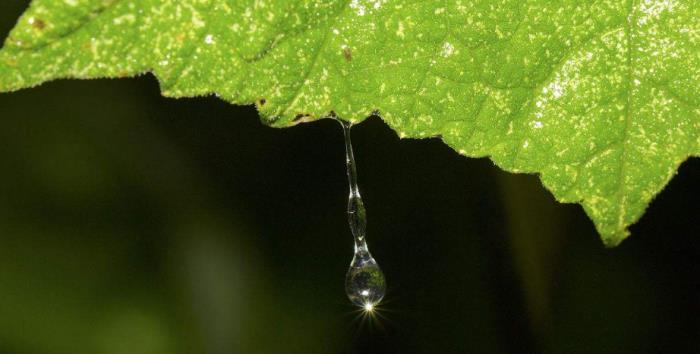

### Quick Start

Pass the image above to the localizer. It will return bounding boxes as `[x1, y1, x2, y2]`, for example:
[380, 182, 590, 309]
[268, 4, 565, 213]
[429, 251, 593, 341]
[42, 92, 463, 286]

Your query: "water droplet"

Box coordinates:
[338, 119, 386, 309]
[346, 249, 386, 308]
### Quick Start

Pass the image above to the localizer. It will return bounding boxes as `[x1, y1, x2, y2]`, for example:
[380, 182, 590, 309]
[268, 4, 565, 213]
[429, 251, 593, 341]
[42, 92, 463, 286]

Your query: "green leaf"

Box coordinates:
[1, 0, 698, 246]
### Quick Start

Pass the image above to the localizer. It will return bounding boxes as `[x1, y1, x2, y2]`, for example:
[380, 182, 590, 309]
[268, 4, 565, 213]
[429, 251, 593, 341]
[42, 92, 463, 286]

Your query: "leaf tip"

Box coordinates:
[601, 230, 630, 248]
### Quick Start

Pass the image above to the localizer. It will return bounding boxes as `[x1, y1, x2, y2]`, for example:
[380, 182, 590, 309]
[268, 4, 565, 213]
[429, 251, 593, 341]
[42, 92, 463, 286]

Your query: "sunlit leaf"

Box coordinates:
[1, 0, 698, 245]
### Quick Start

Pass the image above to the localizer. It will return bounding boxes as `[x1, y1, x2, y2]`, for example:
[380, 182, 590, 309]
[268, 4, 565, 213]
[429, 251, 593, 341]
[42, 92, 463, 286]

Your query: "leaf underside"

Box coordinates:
[1, 0, 698, 246]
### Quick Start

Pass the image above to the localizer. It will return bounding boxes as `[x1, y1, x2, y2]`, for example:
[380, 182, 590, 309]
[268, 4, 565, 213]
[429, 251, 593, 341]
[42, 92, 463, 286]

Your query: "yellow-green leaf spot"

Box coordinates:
[1, 0, 699, 246]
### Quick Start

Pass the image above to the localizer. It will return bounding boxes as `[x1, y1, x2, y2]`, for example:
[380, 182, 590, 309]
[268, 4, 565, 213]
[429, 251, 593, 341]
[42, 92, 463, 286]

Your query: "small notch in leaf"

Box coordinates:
[293, 113, 313, 123]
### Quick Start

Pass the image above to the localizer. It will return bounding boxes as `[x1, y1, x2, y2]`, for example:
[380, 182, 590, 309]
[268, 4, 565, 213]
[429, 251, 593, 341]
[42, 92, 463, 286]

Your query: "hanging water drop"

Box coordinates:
[338, 119, 386, 310]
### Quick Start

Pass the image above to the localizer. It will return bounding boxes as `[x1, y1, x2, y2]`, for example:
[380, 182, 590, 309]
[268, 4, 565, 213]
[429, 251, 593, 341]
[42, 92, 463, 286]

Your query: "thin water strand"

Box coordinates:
[339, 119, 386, 309]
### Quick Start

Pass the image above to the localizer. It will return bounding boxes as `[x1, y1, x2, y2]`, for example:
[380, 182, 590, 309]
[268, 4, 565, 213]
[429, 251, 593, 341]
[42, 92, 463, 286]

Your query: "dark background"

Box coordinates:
[1, 2, 698, 353]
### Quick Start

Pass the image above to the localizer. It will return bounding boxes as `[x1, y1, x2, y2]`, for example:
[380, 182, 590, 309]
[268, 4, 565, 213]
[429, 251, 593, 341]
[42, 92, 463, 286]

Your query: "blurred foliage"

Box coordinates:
[0, 1, 698, 354]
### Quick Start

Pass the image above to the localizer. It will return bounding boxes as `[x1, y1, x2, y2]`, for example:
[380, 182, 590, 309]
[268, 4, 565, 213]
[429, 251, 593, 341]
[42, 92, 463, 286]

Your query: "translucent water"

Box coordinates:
[338, 119, 386, 309]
